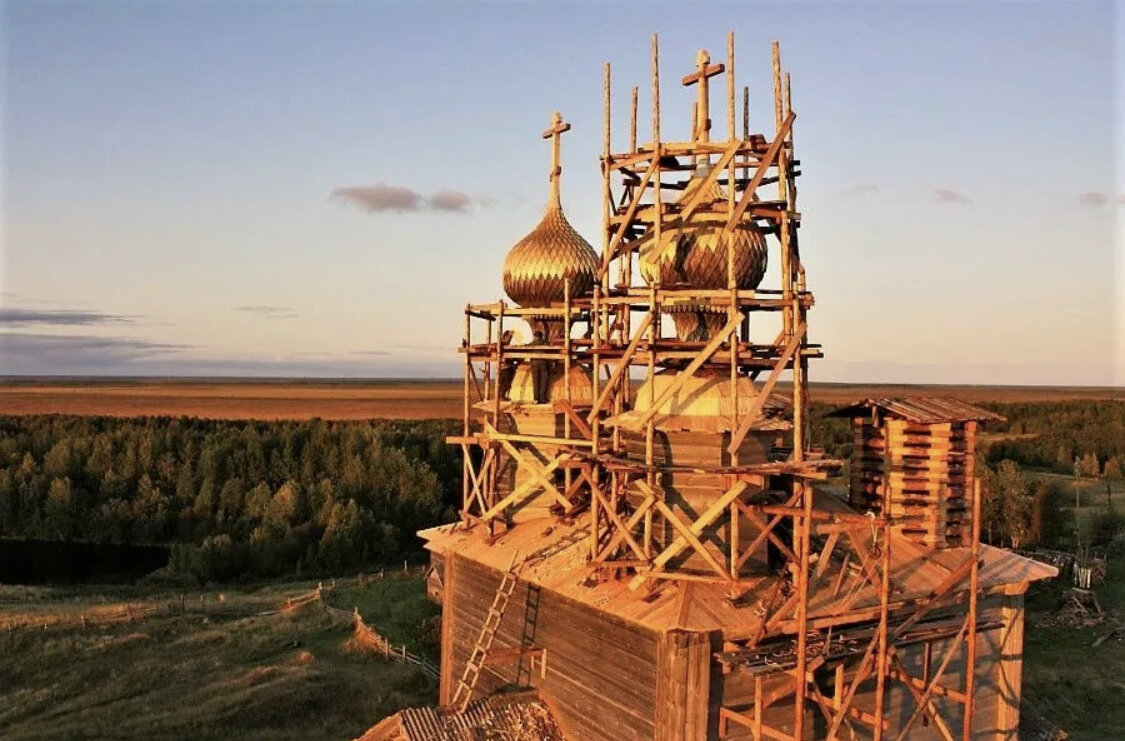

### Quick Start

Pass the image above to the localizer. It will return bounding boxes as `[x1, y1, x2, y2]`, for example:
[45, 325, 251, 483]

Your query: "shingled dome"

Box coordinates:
[637, 165, 768, 340]
[502, 199, 598, 307]
[502, 112, 598, 309]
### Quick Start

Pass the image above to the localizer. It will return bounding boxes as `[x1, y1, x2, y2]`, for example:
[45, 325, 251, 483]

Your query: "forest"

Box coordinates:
[1, 399, 1121, 583]
[0, 416, 460, 582]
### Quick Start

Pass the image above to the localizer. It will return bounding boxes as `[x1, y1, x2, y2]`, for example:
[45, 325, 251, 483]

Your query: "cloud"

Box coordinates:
[330, 183, 483, 214]
[1119, 195, 1125, 206]
[233, 305, 298, 320]
[428, 190, 472, 212]
[0, 308, 135, 327]
[932, 189, 970, 204]
[1078, 192, 1107, 207]
[0, 332, 190, 374]
[848, 184, 879, 194]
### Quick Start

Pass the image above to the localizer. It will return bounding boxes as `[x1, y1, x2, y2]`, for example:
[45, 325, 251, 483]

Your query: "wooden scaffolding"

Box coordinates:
[442, 33, 1028, 741]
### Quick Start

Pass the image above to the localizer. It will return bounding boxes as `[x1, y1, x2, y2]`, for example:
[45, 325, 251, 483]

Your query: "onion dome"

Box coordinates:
[501, 112, 599, 311]
[502, 199, 598, 307]
[637, 164, 768, 340]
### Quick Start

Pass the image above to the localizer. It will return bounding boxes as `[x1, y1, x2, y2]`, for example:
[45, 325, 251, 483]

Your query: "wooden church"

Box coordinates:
[361, 33, 1055, 741]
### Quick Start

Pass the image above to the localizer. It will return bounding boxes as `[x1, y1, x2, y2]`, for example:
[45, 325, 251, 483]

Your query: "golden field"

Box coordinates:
[0, 378, 1120, 420]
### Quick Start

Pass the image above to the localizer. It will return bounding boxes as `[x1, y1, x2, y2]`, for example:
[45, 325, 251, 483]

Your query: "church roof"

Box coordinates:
[419, 488, 1056, 639]
[828, 397, 1006, 424]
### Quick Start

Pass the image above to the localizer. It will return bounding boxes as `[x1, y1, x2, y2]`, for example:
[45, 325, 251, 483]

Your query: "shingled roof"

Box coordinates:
[827, 396, 1006, 424]
[356, 690, 564, 741]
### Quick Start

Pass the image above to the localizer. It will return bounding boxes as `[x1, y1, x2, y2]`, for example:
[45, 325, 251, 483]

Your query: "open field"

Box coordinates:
[3, 563, 1121, 741]
[1, 378, 1120, 421]
[0, 577, 439, 741]
[1023, 557, 1125, 741]
[0, 379, 463, 420]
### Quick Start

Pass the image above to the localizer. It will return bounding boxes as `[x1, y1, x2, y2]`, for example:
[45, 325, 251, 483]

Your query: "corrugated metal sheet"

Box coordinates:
[827, 397, 1006, 424]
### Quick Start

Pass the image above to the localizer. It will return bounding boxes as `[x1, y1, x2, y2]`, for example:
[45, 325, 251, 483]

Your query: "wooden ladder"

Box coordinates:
[450, 560, 520, 711]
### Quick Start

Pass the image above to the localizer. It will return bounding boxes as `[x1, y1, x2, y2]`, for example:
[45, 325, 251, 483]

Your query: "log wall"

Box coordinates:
[850, 418, 978, 547]
[444, 554, 660, 741]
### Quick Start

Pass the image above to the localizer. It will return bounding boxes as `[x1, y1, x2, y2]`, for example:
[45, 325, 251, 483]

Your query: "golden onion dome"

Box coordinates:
[502, 198, 599, 307]
[637, 164, 768, 340]
[501, 112, 599, 309]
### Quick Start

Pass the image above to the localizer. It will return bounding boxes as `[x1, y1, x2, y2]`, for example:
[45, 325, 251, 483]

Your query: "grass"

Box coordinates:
[0, 579, 439, 741]
[1022, 557, 1125, 741]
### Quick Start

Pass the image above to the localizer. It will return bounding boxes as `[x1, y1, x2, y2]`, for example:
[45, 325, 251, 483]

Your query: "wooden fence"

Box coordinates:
[2, 562, 428, 634]
[5, 569, 440, 682]
[347, 606, 439, 680]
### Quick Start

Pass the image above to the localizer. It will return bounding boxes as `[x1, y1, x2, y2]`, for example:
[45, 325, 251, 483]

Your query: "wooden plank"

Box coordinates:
[727, 321, 806, 454]
[628, 313, 744, 431]
[629, 479, 749, 588]
[586, 312, 652, 424]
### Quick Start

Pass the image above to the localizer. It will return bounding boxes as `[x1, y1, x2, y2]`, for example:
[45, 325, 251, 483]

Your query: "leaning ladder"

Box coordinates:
[450, 556, 520, 711]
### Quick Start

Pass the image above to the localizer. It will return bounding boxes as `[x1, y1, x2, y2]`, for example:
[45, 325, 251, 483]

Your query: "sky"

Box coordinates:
[1, 0, 1122, 385]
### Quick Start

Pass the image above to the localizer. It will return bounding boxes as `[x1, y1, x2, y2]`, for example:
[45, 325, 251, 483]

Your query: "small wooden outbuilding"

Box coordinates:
[829, 398, 1005, 548]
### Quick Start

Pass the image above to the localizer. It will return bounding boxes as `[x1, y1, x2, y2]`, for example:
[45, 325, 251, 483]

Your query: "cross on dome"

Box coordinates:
[541, 112, 572, 205]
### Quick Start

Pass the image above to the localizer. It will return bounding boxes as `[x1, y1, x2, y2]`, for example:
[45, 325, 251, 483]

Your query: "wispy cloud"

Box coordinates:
[0, 332, 191, 374]
[232, 305, 298, 319]
[330, 183, 485, 214]
[1078, 191, 1107, 207]
[0, 308, 135, 327]
[933, 188, 970, 205]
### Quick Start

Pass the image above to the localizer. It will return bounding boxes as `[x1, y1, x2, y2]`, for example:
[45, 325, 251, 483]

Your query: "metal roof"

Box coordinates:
[827, 397, 1006, 424]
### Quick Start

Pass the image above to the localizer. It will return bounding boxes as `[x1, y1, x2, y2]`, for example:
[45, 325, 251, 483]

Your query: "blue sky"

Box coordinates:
[2, 1, 1122, 384]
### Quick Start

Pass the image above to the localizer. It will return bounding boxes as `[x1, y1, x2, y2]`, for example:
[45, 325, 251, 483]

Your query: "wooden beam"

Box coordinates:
[735, 489, 801, 571]
[893, 618, 970, 741]
[629, 313, 744, 431]
[653, 498, 732, 581]
[629, 479, 749, 588]
[727, 321, 805, 454]
[585, 472, 648, 561]
[553, 400, 592, 440]
[599, 154, 658, 273]
[586, 312, 652, 424]
[724, 110, 794, 232]
[478, 452, 566, 522]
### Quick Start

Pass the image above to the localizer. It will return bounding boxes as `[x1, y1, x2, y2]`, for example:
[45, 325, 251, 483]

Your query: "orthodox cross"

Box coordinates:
[542, 112, 572, 204]
[681, 49, 724, 144]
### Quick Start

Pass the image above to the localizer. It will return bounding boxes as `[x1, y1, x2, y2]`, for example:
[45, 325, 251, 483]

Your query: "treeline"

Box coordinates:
[808, 400, 1125, 478]
[979, 400, 1125, 476]
[0, 415, 460, 582]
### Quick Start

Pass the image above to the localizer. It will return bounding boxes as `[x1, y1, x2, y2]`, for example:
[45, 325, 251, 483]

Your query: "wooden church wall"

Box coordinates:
[443, 554, 660, 741]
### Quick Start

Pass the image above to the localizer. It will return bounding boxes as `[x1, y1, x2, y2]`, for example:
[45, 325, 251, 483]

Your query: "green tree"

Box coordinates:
[44, 477, 75, 539]
[990, 460, 1032, 549]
